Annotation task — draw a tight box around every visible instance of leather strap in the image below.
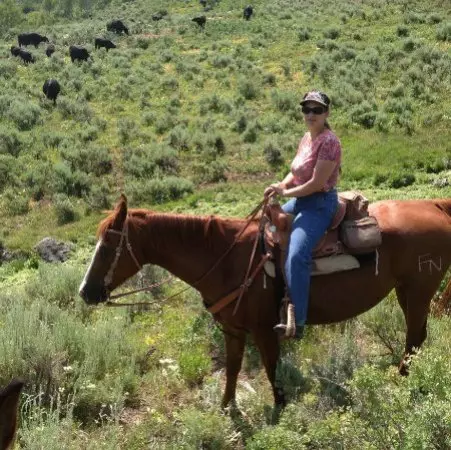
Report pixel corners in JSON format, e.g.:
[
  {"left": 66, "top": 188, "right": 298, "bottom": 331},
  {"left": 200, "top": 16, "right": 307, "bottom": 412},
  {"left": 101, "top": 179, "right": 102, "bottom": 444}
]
[{"left": 207, "top": 252, "right": 272, "bottom": 315}]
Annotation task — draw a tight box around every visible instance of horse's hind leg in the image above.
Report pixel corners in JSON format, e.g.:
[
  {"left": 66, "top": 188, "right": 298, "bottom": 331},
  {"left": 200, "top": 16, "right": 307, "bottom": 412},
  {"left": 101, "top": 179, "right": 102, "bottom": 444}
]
[
  {"left": 396, "top": 280, "right": 438, "bottom": 375},
  {"left": 252, "top": 330, "right": 286, "bottom": 407},
  {"left": 222, "top": 330, "right": 246, "bottom": 408}
]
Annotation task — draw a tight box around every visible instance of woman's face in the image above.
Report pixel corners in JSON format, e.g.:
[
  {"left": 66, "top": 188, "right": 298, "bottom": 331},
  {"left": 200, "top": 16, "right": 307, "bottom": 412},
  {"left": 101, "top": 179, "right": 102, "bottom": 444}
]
[{"left": 302, "top": 101, "right": 329, "bottom": 130}]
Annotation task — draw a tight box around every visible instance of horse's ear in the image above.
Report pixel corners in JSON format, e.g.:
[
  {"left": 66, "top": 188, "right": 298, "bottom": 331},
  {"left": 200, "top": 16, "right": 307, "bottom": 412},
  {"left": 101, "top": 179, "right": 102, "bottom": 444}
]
[
  {"left": 114, "top": 193, "right": 128, "bottom": 225},
  {"left": 0, "top": 378, "right": 24, "bottom": 449}
]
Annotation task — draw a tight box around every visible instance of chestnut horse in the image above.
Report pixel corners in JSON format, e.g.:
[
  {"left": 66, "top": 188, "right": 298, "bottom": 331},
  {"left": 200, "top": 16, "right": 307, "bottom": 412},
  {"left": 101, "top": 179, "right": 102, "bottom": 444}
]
[
  {"left": 0, "top": 378, "right": 24, "bottom": 450},
  {"left": 79, "top": 195, "right": 451, "bottom": 407}
]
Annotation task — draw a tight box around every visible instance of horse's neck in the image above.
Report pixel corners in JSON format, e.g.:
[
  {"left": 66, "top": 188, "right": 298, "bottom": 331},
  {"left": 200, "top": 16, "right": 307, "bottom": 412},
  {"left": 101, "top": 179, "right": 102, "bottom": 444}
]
[{"left": 139, "top": 213, "right": 246, "bottom": 288}]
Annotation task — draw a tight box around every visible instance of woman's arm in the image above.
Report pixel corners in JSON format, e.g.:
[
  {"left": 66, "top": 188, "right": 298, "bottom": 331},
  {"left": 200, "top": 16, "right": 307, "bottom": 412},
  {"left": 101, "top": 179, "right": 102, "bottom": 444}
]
[
  {"left": 279, "top": 172, "right": 295, "bottom": 189},
  {"left": 275, "top": 160, "right": 337, "bottom": 197}
]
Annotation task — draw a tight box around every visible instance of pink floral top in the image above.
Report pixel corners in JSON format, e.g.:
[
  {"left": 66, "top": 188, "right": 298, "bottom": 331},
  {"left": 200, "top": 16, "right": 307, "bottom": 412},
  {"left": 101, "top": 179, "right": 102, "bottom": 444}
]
[{"left": 290, "top": 129, "right": 341, "bottom": 191}]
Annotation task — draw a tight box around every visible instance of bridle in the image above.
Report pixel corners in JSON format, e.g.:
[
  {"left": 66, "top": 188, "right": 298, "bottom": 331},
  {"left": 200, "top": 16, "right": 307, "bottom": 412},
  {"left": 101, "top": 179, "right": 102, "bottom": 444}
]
[
  {"left": 100, "top": 196, "right": 273, "bottom": 312},
  {"left": 103, "top": 219, "right": 142, "bottom": 290}
]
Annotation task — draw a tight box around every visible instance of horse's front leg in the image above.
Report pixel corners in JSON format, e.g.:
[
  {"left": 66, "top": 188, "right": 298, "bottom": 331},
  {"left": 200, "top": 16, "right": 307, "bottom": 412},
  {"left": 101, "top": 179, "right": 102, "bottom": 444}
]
[
  {"left": 252, "top": 329, "right": 286, "bottom": 407},
  {"left": 222, "top": 330, "right": 246, "bottom": 408}
]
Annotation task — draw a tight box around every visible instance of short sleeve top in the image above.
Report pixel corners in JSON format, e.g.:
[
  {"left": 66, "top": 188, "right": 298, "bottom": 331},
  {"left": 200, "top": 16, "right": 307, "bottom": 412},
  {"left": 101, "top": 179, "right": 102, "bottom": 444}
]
[{"left": 290, "top": 129, "right": 341, "bottom": 191}]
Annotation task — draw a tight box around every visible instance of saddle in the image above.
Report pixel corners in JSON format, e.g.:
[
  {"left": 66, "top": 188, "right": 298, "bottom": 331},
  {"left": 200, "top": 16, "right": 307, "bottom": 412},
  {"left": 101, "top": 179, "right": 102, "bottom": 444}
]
[{"left": 263, "top": 191, "right": 382, "bottom": 277}]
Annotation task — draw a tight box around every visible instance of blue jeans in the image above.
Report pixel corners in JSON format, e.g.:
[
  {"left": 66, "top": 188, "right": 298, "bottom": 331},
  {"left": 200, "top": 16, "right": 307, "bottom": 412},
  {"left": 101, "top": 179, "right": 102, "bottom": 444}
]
[{"left": 281, "top": 190, "right": 338, "bottom": 325}]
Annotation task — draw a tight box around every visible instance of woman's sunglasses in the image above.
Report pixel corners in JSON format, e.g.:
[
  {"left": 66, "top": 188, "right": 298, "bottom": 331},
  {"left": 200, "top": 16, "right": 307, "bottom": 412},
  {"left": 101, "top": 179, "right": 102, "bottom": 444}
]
[{"left": 301, "top": 105, "right": 327, "bottom": 115}]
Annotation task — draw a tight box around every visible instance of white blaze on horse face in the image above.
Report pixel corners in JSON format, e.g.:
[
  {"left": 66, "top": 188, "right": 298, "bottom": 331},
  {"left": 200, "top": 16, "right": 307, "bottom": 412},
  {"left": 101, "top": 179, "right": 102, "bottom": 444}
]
[{"left": 79, "top": 239, "right": 103, "bottom": 295}]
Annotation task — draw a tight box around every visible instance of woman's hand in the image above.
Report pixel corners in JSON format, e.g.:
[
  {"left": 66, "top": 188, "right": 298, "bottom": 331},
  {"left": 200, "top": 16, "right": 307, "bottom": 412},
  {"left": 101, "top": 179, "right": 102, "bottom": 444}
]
[{"left": 264, "top": 183, "right": 286, "bottom": 198}]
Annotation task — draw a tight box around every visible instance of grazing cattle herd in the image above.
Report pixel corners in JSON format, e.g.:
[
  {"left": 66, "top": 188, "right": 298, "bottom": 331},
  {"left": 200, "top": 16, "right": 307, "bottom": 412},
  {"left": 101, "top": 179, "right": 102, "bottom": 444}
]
[
  {"left": 7, "top": 6, "right": 254, "bottom": 107},
  {"left": 2, "top": 3, "right": 256, "bottom": 440}
]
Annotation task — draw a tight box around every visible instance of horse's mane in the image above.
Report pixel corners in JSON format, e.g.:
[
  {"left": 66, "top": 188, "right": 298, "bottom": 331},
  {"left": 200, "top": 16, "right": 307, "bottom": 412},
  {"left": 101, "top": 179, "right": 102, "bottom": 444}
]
[
  {"left": 96, "top": 207, "right": 255, "bottom": 249},
  {"left": 96, "top": 208, "right": 151, "bottom": 238}
]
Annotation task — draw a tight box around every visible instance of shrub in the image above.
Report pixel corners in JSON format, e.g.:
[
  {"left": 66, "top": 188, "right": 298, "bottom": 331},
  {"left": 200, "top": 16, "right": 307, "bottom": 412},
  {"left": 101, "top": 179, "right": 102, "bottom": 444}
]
[
  {"left": 178, "top": 348, "right": 212, "bottom": 386},
  {"left": 427, "top": 13, "right": 442, "bottom": 24},
  {"left": 0, "top": 154, "right": 18, "bottom": 192},
  {"left": 135, "top": 37, "right": 150, "bottom": 49},
  {"left": 323, "top": 27, "right": 340, "bottom": 39},
  {"left": 211, "top": 54, "right": 233, "bottom": 68},
  {"left": 61, "top": 145, "right": 112, "bottom": 177},
  {"left": 167, "top": 126, "right": 190, "bottom": 151},
  {"left": 390, "top": 84, "right": 405, "bottom": 98},
  {"left": 238, "top": 78, "right": 259, "bottom": 100},
  {"left": 263, "top": 72, "right": 276, "bottom": 86},
  {"left": 298, "top": 28, "right": 311, "bottom": 41},
  {"left": 118, "top": 118, "right": 137, "bottom": 144},
  {"left": 57, "top": 98, "right": 92, "bottom": 122},
  {"left": 232, "top": 115, "right": 247, "bottom": 133},
  {"left": 161, "top": 76, "right": 179, "bottom": 90},
  {"left": 247, "top": 426, "right": 303, "bottom": 450},
  {"left": 6, "top": 100, "right": 42, "bottom": 131},
  {"left": 242, "top": 125, "right": 258, "bottom": 143},
  {"left": 403, "top": 38, "right": 419, "bottom": 52},
  {"left": 404, "top": 12, "right": 426, "bottom": 24},
  {"left": 0, "top": 125, "right": 24, "bottom": 156},
  {"left": 349, "top": 101, "right": 377, "bottom": 128},
  {"left": 175, "top": 408, "right": 237, "bottom": 449},
  {"left": 389, "top": 173, "right": 416, "bottom": 189},
  {"left": 128, "top": 176, "right": 193, "bottom": 204},
  {"left": 53, "top": 194, "right": 78, "bottom": 225},
  {"left": 436, "top": 22, "right": 451, "bottom": 41},
  {"left": 264, "top": 142, "right": 283, "bottom": 167},
  {"left": 51, "top": 162, "right": 90, "bottom": 197},
  {"left": 396, "top": 25, "right": 409, "bottom": 37},
  {"left": 153, "top": 146, "right": 179, "bottom": 175},
  {"left": 375, "top": 113, "right": 390, "bottom": 132},
  {"left": 1, "top": 188, "right": 29, "bottom": 216},
  {"left": 271, "top": 90, "right": 297, "bottom": 113}
]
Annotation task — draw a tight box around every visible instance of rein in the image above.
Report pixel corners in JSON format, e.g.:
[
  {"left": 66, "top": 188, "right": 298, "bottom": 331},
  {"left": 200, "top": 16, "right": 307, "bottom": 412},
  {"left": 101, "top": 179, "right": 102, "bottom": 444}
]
[{"left": 104, "top": 196, "right": 272, "bottom": 309}]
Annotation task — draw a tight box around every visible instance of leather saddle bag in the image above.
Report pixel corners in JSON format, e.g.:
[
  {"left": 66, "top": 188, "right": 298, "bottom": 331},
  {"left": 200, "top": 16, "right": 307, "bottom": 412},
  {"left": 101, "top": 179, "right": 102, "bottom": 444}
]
[{"left": 340, "top": 216, "right": 382, "bottom": 254}]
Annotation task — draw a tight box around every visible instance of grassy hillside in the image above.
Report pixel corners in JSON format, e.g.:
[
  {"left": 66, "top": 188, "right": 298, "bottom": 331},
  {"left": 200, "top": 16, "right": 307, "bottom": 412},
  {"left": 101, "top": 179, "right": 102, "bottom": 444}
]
[
  {"left": 0, "top": 0, "right": 450, "bottom": 249},
  {"left": 0, "top": 0, "right": 450, "bottom": 448}
]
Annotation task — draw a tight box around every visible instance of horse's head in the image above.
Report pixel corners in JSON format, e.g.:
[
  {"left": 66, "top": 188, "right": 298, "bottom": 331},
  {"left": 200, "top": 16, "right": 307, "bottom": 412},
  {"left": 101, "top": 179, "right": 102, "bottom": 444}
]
[
  {"left": 0, "top": 378, "right": 24, "bottom": 450},
  {"left": 79, "top": 194, "right": 143, "bottom": 304}
]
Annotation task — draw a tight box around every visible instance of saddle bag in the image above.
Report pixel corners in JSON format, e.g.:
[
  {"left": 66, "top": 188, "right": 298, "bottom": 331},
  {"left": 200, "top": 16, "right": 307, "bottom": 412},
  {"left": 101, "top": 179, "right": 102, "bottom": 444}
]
[
  {"left": 339, "top": 191, "right": 369, "bottom": 220},
  {"left": 340, "top": 216, "right": 382, "bottom": 254}
]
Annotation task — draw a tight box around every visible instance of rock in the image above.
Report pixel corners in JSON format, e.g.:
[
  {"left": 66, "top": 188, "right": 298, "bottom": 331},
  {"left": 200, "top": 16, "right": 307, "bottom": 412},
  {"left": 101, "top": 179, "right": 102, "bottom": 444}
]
[
  {"left": 34, "top": 237, "right": 73, "bottom": 263},
  {"left": 0, "top": 243, "right": 26, "bottom": 264}
]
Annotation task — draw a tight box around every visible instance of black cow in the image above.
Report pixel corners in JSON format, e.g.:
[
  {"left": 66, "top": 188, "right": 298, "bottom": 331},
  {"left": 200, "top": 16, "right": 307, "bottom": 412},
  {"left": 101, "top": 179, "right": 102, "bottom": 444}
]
[
  {"left": 69, "top": 45, "right": 90, "bottom": 63},
  {"left": 43, "top": 79, "right": 61, "bottom": 105},
  {"left": 107, "top": 20, "right": 129, "bottom": 35},
  {"left": 45, "top": 44, "right": 55, "bottom": 57},
  {"left": 243, "top": 5, "right": 253, "bottom": 20},
  {"left": 200, "top": 0, "right": 207, "bottom": 6},
  {"left": 152, "top": 13, "right": 163, "bottom": 21},
  {"left": 11, "top": 47, "right": 35, "bottom": 64},
  {"left": 10, "top": 46, "right": 20, "bottom": 56},
  {"left": 192, "top": 16, "right": 206, "bottom": 28},
  {"left": 95, "top": 38, "right": 116, "bottom": 51},
  {"left": 18, "top": 32, "right": 48, "bottom": 47}
]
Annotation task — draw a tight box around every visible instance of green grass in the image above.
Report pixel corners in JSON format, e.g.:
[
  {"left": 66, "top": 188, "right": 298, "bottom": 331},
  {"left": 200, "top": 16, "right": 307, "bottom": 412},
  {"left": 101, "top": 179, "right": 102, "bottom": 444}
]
[{"left": 0, "top": 0, "right": 450, "bottom": 447}]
